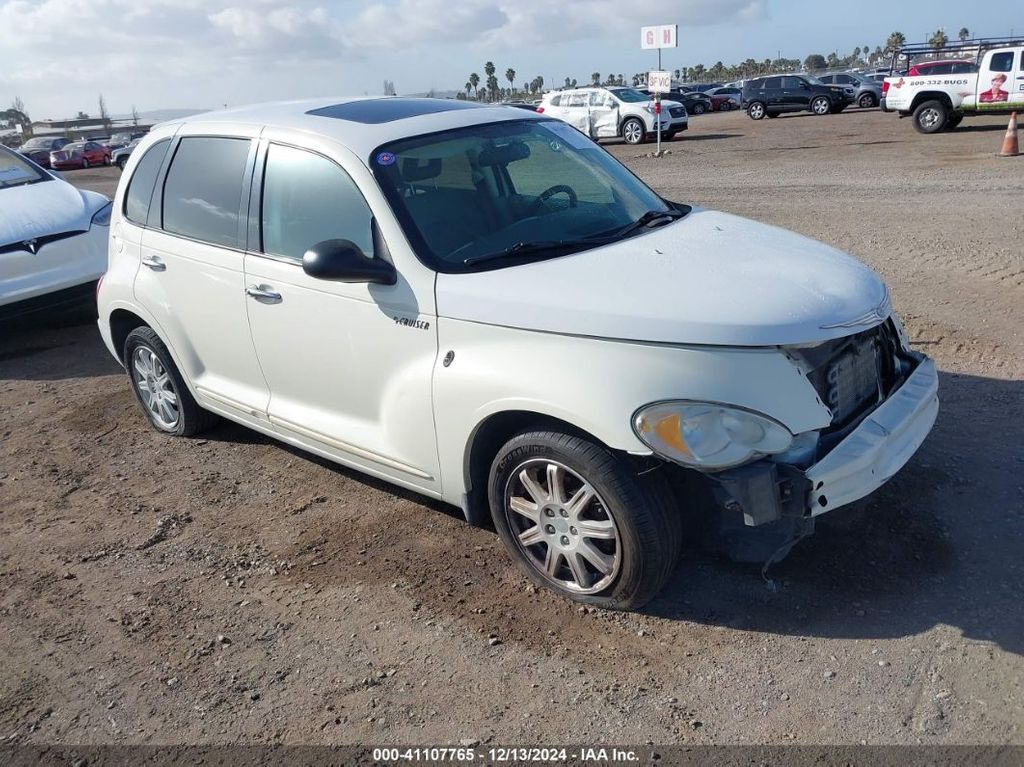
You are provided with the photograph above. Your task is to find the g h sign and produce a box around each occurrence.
[641,25,678,50]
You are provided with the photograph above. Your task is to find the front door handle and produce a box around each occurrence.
[246,284,282,304]
[141,255,166,271]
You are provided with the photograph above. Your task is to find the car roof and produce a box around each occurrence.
[167,97,544,158]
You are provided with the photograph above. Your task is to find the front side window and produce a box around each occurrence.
[162,137,250,247]
[373,119,680,273]
[260,143,373,261]
[124,139,171,225]
[782,76,804,89]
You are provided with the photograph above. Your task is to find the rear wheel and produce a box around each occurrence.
[691,102,706,115]
[913,99,948,133]
[621,117,645,145]
[117,156,128,170]
[103,155,111,166]
[488,431,682,609]
[811,96,831,115]
[81,159,89,169]
[124,327,218,437]
[747,101,766,120]
[858,92,877,108]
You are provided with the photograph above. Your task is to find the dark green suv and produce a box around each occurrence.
[742,75,853,120]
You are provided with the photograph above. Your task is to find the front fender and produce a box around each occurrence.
[431,319,831,507]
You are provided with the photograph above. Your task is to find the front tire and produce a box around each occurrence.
[621,117,645,145]
[858,93,877,108]
[691,103,706,115]
[81,159,89,169]
[811,96,831,115]
[747,101,766,120]
[488,430,682,610]
[124,327,218,437]
[913,99,948,134]
[117,156,128,170]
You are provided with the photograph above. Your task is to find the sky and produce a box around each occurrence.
[0,0,1017,120]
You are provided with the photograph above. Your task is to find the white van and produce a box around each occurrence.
[97,98,937,609]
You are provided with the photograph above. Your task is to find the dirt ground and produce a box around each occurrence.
[1,107,1022,747]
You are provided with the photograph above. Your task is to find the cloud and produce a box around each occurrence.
[0,0,766,115]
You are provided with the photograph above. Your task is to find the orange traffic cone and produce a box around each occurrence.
[999,112,1020,157]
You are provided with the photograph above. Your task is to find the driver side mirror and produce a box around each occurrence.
[302,239,397,285]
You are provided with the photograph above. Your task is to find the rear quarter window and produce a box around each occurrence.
[161,137,251,248]
[123,139,171,226]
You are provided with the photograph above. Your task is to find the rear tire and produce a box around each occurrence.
[488,431,682,610]
[117,156,128,170]
[913,99,948,134]
[858,93,877,108]
[124,327,218,437]
[81,159,89,169]
[747,101,766,120]
[691,103,706,115]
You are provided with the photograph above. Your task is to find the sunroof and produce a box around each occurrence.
[307,99,486,124]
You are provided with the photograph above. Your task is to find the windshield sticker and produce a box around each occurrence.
[376,151,397,166]
[544,121,593,150]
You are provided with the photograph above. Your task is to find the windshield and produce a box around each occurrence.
[0,147,48,189]
[608,88,651,103]
[21,138,53,149]
[372,119,680,272]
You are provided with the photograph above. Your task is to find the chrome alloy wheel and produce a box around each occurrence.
[918,106,942,130]
[504,459,621,594]
[811,96,831,115]
[623,120,644,144]
[132,346,179,430]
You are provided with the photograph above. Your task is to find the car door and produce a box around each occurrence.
[242,133,441,493]
[781,76,810,110]
[588,90,619,138]
[757,77,783,110]
[83,142,102,165]
[134,128,271,419]
[560,90,592,133]
[978,49,1018,105]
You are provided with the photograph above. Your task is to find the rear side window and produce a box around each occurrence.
[162,137,251,248]
[990,52,1014,72]
[763,77,782,89]
[124,139,170,226]
[548,95,561,106]
[260,143,374,261]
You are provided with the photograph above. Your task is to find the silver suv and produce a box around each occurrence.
[817,72,882,109]
[538,87,687,144]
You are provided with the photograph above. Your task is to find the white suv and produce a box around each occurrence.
[538,87,687,144]
[98,98,937,609]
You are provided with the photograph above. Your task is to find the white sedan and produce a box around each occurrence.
[0,144,110,319]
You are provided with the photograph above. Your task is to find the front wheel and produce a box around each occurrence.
[858,93,877,109]
[124,327,218,437]
[811,96,831,115]
[117,156,128,170]
[81,159,89,169]
[621,118,645,145]
[103,155,112,166]
[747,101,766,120]
[691,103,706,115]
[913,99,948,133]
[488,431,682,609]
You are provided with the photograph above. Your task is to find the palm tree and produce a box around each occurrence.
[469,72,480,99]
[929,29,949,51]
[959,27,970,41]
[885,31,906,55]
[591,72,600,86]
[505,68,516,96]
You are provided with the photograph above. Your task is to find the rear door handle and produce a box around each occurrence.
[246,284,282,304]
[141,255,166,271]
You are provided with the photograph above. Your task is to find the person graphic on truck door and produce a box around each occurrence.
[980,73,1010,103]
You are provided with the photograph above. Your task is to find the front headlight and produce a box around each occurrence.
[633,402,793,471]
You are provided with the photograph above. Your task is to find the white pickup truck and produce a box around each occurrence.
[882,38,1024,133]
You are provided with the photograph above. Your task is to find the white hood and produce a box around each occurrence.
[435,208,889,347]
[0,177,108,248]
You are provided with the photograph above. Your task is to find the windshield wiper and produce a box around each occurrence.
[463,239,600,267]
[613,208,684,239]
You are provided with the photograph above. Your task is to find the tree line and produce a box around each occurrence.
[455,27,973,102]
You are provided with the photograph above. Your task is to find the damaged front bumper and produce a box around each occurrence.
[712,354,939,527]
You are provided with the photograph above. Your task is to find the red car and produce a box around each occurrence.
[49,140,112,170]
[906,59,978,76]
[708,86,741,110]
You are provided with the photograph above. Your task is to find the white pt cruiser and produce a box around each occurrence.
[98,98,938,609]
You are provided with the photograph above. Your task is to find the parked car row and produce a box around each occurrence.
[742,74,857,119]
[16,130,148,170]
[537,86,689,144]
